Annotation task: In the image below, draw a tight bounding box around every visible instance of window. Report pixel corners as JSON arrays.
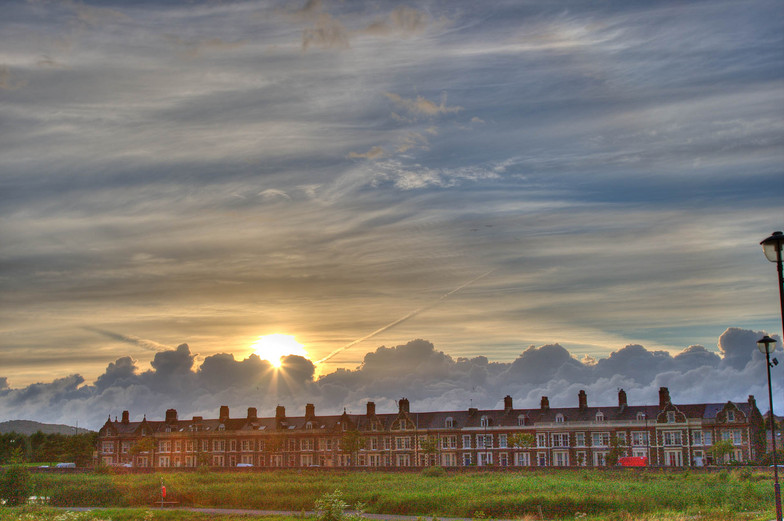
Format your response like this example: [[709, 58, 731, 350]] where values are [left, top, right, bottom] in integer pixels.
[[185, 440, 194, 453], [463, 453, 472, 466], [555, 413, 564, 423], [595, 412, 604, 422], [102, 442, 114, 453], [514, 452, 530, 466], [537, 433, 548, 448], [212, 440, 225, 451], [229, 440, 236, 451], [217, 424, 225, 431], [616, 432, 626, 445], [445, 417, 454, 428], [575, 432, 586, 447], [632, 432, 648, 446], [301, 439, 314, 451], [480, 415, 490, 428], [663, 431, 682, 446], [476, 434, 493, 448], [726, 410, 735, 422], [732, 429, 742, 445], [537, 452, 547, 467], [553, 451, 569, 467], [158, 441, 171, 452], [441, 435, 457, 449], [369, 437, 378, 450], [704, 431, 712, 446], [637, 412, 647, 421], [174, 441, 181, 452], [462, 435, 472, 448], [499, 434, 507, 448], [305, 422, 313, 430], [552, 433, 569, 447], [667, 411, 676, 423], [121, 442, 130, 454], [692, 431, 703, 446], [395, 436, 411, 450], [518, 414, 527, 426], [592, 432, 610, 447]]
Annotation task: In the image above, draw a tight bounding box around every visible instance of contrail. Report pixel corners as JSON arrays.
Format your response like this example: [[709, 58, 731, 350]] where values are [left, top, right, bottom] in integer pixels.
[[83, 327, 172, 352], [316, 270, 494, 365]]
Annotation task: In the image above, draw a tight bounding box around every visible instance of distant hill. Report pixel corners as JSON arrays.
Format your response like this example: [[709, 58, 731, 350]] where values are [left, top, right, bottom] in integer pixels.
[[0, 420, 92, 435]]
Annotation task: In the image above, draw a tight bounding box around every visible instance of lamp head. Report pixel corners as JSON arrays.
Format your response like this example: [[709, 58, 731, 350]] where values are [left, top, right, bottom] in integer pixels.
[[761, 231, 784, 263], [758, 335, 778, 355]]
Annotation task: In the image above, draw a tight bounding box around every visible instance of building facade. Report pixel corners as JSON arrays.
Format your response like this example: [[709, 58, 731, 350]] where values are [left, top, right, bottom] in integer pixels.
[[97, 387, 764, 469]]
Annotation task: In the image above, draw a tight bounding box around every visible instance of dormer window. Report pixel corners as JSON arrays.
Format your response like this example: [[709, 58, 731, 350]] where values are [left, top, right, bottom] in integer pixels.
[[445, 417, 454, 429], [218, 424, 225, 431], [555, 413, 564, 423], [667, 411, 675, 424], [518, 414, 527, 426], [637, 412, 646, 421], [305, 421, 313, 430], [595, 412, 604, 422], [165, 426, 172, 433], [726, 410, 735, 422]]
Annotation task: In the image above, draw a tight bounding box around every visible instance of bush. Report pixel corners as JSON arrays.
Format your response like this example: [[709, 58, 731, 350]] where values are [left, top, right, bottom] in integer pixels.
[[421, 466, 445, 477], [315, 489, 365, 521], [0, 464, 31, 506]]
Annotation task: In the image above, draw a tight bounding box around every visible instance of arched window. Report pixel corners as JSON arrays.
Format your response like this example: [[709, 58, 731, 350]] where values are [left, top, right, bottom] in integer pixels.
[[518, 414, 527, 426], [305, 422, 313, 430], [217, 424, 225, 431], [480, 415, 489, 428], [595, 412, 604, 422], [445, 417, 454, 429], [555, 413, 564, 423]]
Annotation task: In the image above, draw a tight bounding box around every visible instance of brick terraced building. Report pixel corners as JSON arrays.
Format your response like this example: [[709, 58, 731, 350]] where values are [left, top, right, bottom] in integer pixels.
[[97, 387, 764, 469]]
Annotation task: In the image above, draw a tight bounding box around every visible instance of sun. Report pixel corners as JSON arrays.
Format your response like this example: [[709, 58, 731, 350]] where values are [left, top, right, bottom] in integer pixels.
[[250, 334, 308, 368]]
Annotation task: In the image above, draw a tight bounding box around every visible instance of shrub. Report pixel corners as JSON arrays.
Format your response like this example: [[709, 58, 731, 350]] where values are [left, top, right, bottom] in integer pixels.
[[421, 466, 445, 478], [0, 464, 31, 506], [315, 489, 365, 521]]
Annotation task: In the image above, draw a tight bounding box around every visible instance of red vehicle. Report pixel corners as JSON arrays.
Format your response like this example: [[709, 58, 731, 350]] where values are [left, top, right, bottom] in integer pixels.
[[618, 456, 647, 467]]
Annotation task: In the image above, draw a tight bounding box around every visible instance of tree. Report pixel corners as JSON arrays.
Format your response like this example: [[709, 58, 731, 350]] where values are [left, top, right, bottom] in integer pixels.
[[711, 440, 735, 464], [0, 464, 30, 507], [607, 436, 627, 466], [340, 430, 365, 467], [508, 433, 535, 449], [128, 436, 155, 466], [419, 436, 439, 466]]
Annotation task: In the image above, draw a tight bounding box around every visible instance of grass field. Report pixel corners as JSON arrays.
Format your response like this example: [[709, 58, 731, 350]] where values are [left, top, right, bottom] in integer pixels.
[[22, 468, 780, 520]]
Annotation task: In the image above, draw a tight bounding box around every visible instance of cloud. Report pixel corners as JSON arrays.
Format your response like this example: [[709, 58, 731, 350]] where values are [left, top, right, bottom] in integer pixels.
[[347, 146, 385, 160], [0, 328, 779, 429], [303, 13, 350, 50], [0, 66, 26, 90], [385, 92, 462, 119], [363, 7, 429, 37]]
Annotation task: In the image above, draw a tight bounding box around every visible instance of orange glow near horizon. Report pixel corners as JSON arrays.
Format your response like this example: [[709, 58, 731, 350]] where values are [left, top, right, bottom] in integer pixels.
[[250, 334, 309, 368]]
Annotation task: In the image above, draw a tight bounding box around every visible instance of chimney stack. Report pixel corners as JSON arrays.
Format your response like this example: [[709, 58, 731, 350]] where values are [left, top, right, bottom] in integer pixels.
[[305, 403, 315, 418], [366, 402, 376, 416], [121, 410, 129, 424], [398, 398, 410, 414], [247, 407, 257, 421], [276, 405, 286, 419], [659, 387, 671, 409], [219, 405, 229, 421], [618, 389, 627, 409], [504, 395, 513, 413], [540, 396, 550, 411], [165, 408, 178, 424], [578, 390, 587, 410]]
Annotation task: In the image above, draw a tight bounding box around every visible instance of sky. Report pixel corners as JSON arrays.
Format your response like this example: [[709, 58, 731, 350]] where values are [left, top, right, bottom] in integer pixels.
[[0, 0, 783, 429]]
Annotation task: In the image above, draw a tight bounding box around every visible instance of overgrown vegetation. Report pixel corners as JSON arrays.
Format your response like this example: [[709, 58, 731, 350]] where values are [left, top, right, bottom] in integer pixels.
[[0, 432, 97, 467], [26, 468, 779, 520]]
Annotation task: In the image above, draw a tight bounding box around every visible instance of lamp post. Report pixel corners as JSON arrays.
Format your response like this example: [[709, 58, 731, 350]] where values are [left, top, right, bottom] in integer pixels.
[[759, 335, 782, 521], [761, 231, 784, 338]]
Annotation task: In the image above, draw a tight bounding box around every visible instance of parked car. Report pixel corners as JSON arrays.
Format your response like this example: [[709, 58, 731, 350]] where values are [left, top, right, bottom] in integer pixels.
[[55, 462, 76, 468]]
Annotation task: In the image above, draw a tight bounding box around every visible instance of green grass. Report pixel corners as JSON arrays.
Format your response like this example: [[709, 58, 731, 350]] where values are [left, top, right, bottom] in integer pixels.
[[26, 468, 780, 520]]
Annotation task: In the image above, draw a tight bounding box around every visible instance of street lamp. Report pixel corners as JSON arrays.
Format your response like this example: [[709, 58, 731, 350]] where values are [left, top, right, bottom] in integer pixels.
[[759, 335, 782, 521], [761, 231, 784, 337]]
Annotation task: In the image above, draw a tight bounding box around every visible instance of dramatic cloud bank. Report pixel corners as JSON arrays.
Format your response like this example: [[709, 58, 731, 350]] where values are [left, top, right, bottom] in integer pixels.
[[1, 328, 779, 430]]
